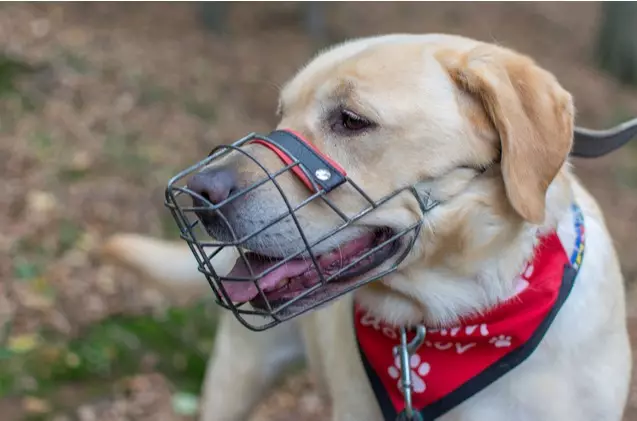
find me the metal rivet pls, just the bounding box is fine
[315,168,331,181]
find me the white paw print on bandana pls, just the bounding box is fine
[489,335,512,348]
[388,354,431,394]
[523,264,535,278]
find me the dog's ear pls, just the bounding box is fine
[439,45,574,223]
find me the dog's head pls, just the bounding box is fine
[181,34,574,326]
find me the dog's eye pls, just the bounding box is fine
[333,109,373,133]
[341,110,371,131]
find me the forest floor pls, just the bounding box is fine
[1,3,637,420]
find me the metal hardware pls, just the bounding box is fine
[393,325,427,420]
[315,168,332,181]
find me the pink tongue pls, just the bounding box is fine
[220,231,377,302]
[317,231,376,267]
[221,255,312,302]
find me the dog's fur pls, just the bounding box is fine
[101,34,632,421]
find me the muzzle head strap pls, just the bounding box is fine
[247,130,347,193]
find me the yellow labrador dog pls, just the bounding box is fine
[103,34,632,421]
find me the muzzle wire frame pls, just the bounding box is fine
[165,132,436,331]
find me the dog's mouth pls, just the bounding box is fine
[220,227,399,309]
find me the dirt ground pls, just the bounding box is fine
[1,3,637,421]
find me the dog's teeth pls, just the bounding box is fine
[276,278,289,288]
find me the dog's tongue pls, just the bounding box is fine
[220,231,377,302]
[221,255,312,302]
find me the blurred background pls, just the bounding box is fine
[1,2,637,421]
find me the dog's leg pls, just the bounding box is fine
[199,311,304,421]
[298,314,330,400]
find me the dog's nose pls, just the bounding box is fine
[187,167,238,205]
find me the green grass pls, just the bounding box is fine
[11,218,84,278]
[12,258,44,281]
[57,167,90,182]
[184,98,217,121]
[56,220,83,255]
[28,131,53,152]
[137,79,176,106]
[103,131,155,182]
[160,212,184,240]
[0,302,218,399]
[0,54,41,118]
[0,54,34,96]
[58,50,91,74]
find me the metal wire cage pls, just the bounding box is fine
[164,132,436,331]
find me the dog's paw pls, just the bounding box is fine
[387,354,430,394]
[489,334,512,348]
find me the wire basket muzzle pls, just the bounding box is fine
[164,132,433,331]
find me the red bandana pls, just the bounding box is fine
[354,222,583,418]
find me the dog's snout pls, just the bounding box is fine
[188,167,238,205]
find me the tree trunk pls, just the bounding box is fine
[596,2,637,86]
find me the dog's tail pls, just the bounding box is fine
[100,233,237,299]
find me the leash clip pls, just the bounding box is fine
[393,325,427,421]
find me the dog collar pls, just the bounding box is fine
[354,203,585,421]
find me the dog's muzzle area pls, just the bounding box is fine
[164,130,436,331]
[187,165,364,258]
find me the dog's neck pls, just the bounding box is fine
[355,168,575,328]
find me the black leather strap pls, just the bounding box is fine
[572,118,637,158]
[264,130,347,192]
